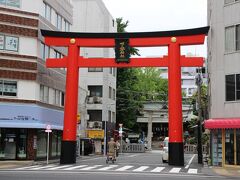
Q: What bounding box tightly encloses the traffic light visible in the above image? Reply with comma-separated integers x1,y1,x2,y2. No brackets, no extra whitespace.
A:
77,113,81,124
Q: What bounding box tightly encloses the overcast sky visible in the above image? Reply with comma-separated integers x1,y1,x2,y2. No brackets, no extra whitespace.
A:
102,0,207,57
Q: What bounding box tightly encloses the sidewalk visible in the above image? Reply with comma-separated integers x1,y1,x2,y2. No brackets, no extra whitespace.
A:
212,167,240,178
0,160,34,169
0,154,104,169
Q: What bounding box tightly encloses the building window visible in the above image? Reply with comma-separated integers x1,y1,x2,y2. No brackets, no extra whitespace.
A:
225,0,239,4
40,42,50,61
0,34,19,52
0,0,20,8
36,130,47,158
55,89,60,105
112,112,116,123
225,25,240,52
109,68,112,74
43,2,52,22
225,74,240,101
64,20,70,32
109,87,112,99
0,80,17,96
61,92,65,106
108,111,111,122
112,19,115,27
88,68,103,72
87,110,102,122
56,13,62,30
113,89,116,100
54,50,62,58
40,85,49,103
88,86,102,97
225,26,235,52
113,68,116,77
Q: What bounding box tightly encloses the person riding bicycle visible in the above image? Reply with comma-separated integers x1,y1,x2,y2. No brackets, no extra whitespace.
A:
107,138,117,160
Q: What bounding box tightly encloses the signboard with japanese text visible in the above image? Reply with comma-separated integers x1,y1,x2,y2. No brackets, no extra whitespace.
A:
87,130,104,139
5,36,18,51
115,38,130,63
6,0,20,8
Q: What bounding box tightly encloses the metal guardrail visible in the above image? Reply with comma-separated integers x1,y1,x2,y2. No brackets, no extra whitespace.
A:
122,143,145,153
184,144,208,154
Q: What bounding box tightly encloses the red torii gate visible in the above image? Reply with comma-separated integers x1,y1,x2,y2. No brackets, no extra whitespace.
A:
41,26,209,166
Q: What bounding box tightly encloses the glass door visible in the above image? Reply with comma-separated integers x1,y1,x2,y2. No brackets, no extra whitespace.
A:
237,129,240,165
225,129,234,165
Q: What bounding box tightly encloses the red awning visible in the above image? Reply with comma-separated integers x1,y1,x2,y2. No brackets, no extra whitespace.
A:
204,118,240,129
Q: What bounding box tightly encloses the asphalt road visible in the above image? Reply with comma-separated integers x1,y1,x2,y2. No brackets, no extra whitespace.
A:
0,151,235,180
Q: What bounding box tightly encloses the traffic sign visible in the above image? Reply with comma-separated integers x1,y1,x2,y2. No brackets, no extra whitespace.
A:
45,129,52,133
46,124,51,130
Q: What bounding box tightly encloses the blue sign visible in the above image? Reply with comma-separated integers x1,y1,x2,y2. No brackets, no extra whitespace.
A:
0,103,64,130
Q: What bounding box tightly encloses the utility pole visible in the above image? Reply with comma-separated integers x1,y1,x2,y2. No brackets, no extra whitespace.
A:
196,72,203,164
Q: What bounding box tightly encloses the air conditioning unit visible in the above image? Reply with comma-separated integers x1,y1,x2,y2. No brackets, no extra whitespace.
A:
93,96,102,103
88,121,94,128
88,97,93,104
85,114,89,120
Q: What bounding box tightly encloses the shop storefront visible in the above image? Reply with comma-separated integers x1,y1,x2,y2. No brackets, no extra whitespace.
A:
205,119,240,167
0,102,63,160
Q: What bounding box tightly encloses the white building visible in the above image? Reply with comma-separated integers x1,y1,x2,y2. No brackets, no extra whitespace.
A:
0,0,74,160
160,67,198,97
72,0,117,154
205,0,240,167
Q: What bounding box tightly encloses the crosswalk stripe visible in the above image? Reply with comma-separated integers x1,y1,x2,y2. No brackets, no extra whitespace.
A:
64,165,88,170
15,165,41,170
115,166,133,171
48,165,73,170
31,165,57,170
79,165,102,170
169,168,181,173
98,165,118,171
150,167,165,173
12,165,199,175
187,168,198,174
133,166,149,172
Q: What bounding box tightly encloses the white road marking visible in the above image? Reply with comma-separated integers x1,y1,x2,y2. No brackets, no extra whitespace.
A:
97,165,118,171
127,154,139,158
185,154,196,169
79,165,102,170
115,165,133,171
31,164,57,170
187,168,198,174
150,167,165,173
48,165,73,170
64,165,88,170
15,165,41,170
169,167,181,173
132,166,149,172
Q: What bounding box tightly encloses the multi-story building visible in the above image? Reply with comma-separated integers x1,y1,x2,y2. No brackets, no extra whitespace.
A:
160,66,203,97
72,0,117,154
206,0,240,167
0,0,73,160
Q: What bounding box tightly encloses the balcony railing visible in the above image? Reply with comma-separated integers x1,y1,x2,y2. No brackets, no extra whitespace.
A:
87,96,102,104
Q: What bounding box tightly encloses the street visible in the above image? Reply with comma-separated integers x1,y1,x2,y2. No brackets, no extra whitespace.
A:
0,151,233,180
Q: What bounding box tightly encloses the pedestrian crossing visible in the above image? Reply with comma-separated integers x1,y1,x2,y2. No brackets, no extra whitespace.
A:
13,164,200,175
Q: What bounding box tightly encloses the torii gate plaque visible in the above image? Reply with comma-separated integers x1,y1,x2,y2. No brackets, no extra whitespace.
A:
41,26,209,166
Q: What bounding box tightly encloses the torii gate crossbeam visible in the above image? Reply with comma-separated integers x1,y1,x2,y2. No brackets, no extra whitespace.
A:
42,26,209,166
